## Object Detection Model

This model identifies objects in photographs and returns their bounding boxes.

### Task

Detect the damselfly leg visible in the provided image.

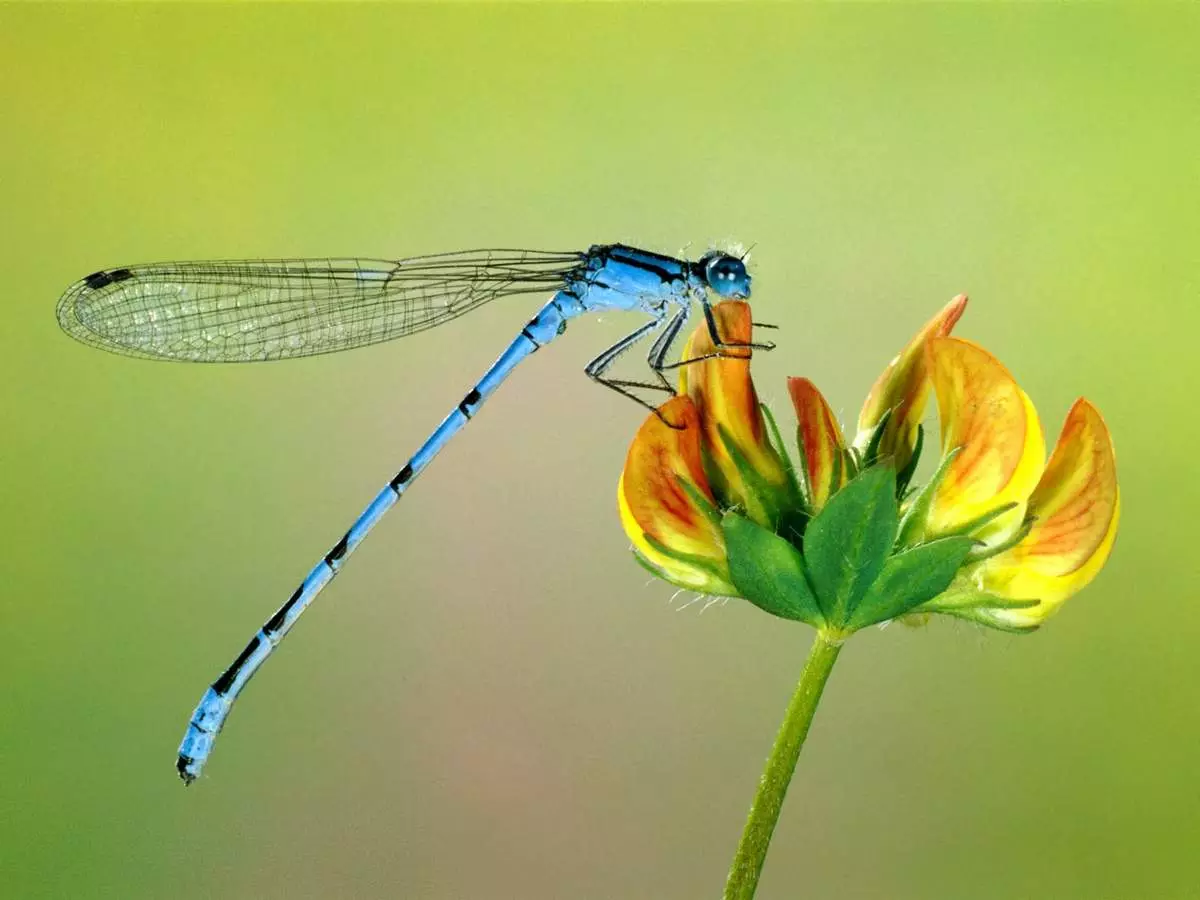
[586,297,777,428]
[584,313,675,415]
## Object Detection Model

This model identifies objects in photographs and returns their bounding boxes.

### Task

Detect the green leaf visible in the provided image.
[846,536,974,630]
[721,513,825,627]
[803,465,899,627]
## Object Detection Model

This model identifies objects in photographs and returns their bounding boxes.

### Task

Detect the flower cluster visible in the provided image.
[618,297,1119,635]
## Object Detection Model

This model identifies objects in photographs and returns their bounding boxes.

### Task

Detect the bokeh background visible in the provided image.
[2,5,1196,898]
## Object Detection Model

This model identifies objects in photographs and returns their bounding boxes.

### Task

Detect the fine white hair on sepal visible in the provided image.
[674,593,707,613]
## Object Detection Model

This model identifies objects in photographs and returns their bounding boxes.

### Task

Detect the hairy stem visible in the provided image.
[723,631,843,899]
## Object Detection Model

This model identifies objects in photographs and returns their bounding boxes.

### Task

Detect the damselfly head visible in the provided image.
[699,251,751,300]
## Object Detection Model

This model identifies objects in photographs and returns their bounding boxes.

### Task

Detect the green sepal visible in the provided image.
[802,464,899,627]
[760,403,805,506]
[845,536,974,630]
[673,474,723,530]
[936,604,1043,634]
[859,408,894,469]
[916,583,1042,633]
[721,512,825,626]
[631,547,672,580]
[895,424,925,498]
[940,501,1020,541]
[794,417,849,517]
[845,444,862,478]
[757,405,810,543]
[895,446,963,549]
[917,583,1040,613]
[790,411,815,512]
[830,449,847,505]
[639,533,737,595]
[715,422,789,528]
[965,516,1034,564]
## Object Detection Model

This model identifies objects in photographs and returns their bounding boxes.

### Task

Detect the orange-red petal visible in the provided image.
[977,399,1120,625]
[926,336,1045,539]
[617,395,734,593]
[678,301,791,522]
[856,295,968,472]
[787,377,848,511]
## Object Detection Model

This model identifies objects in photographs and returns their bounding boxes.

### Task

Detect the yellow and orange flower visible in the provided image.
[617,396,736,595]
[617,301,800,597]
[617,297,1119,633]
[787,377,849,513]
[950,396,1120,628]
[856,295,968,476]
[677,301,797,528]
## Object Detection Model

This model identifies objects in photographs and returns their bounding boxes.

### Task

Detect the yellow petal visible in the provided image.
[678,301,791,523]
[856,295,968,473]
[787,377,848,511]
[926,336,1045,539]
[617,395,734,593]
[976,399,1120,626]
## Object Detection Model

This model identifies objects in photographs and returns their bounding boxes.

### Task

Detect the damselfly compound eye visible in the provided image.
[703,254,750,299]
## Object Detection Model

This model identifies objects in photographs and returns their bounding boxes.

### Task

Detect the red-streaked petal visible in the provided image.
[926,336,1045,538]
[856,295,968,472]
[1021,399,1119,572]
[787,377,848,511]
[977,399,1120,624]
[617,395,734,593]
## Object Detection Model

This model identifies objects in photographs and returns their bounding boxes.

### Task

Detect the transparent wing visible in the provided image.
[56,249,586,362]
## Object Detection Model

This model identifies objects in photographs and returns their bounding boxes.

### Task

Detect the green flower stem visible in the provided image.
[724,631,844,900]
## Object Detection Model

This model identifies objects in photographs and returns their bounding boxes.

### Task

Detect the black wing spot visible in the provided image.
[83,268,132,291]
[84,270,114,290]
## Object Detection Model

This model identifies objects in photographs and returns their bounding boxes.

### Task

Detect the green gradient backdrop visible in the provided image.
[2,6,1196,898]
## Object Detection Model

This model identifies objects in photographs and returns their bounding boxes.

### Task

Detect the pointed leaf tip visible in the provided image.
[847,536,974,630]
[722,513,825,626]
[803,465,899,628]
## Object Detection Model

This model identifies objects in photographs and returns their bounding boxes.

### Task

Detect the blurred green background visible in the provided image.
[2,5,1196,898]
